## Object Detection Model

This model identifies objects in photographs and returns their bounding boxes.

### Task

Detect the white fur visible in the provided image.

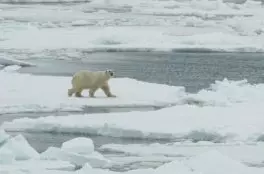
[68,70,116,98]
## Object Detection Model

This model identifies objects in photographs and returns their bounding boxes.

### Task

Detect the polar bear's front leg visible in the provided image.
[68,88,75,97]
[75,89,83,97]
[101,83,116,98]
[89,88,98,98]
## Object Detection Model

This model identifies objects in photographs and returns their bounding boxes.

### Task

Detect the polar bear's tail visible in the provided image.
[68,88,75,97]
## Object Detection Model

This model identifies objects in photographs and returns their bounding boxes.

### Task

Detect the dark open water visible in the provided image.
[2,51,264,153]
[18,52,264,93]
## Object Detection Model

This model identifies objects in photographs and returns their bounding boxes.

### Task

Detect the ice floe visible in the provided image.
[2,102,264,142]
[0,69,185,114]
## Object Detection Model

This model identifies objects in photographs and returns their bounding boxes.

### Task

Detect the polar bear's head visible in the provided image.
[105,69,115,78]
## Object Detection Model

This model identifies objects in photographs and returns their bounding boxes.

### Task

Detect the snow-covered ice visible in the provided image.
[1,65,264,114]
[0,159,76,171]
[1,26,263,53]
[1,66,264,142]
[1,130,264,174]
[0,67,185,114]
[0,129,10,144]
[0,134,39,160]
[0,56,36,67]
[61,137,94,155]
[154,150,264,174]
[0,130,75,171]
[3,102,264,142]
[1,0,264,173]
[41,147,109,168]
[41,137,110,168]
[1,0,264,56]
[100,142,264,166]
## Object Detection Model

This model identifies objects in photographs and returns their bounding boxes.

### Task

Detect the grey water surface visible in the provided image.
[18,52,264,93]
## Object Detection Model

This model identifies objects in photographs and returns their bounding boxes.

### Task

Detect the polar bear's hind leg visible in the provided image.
[75,89,83,97]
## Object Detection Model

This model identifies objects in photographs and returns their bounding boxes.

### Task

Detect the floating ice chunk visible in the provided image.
[71,20,90,26]
[100,142,264,166]
[0,57,35,67]
[185,150,263,174]
[40,146,109,168]
[155,160,193,174]
[0,129,10,144]
[0,167,25,174]
[0,134,39,160]
[1,65,21,72]
[5,159,75,171]
[61,137,95,155]
[3,102,264,142]
[40,147,88,166]
[0,149,15,164]
[155,150,264,174]
[0,71,184,114]
[85,151,110,168]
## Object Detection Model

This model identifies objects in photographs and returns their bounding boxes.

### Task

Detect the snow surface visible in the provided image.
[1,130,264,174]
[0,129,10,144]
[3,102,264,142]
[41,137,109,168]
[154,150,264,174]
[0,134,39,160]
[0,66,185,114]
[61,137,95,155]
[1,67,264,142]
[1,0,264,173]
[1,0,264,56]
[0,56,36,67]
[100,142,264,166]
[40,146,109,167]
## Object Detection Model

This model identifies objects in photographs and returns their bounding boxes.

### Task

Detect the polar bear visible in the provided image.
[68,69,116,98]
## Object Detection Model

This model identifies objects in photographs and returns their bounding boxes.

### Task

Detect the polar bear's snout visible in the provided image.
[105,69,114,77]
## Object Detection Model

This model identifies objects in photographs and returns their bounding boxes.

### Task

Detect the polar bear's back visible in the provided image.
[71,70,109,89]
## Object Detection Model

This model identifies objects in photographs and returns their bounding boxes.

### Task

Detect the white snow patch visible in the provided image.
[0,57,35,67]
[0,0,90,3]
[40,146,109,168]
[1,0,264,54]
[0,129,10,144]
[155,150,264,174]
[2,102,264,142]
[1,26,263,52]
[0,159,75,171]
[0,149,15,164]
[185,78,264,106]
[0,134,39,160]
[1,70,264,115]
[61,137,95,155]
[0,70,185,114]
[1,65,22,72]
[100,142,264,165]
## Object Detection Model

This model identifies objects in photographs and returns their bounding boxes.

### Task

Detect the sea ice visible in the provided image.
[0,159,75,171]
[0,70,185,114]
[40,146,109,168]
[1,0,264,55]
[154,150,264,174]
[3,101,264,142]
[100,142,264,166]
[61,137,95,155]
[0,129,10,144]
[0,134,39,160]
[0,149,15,164]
